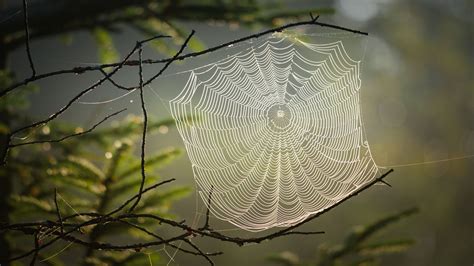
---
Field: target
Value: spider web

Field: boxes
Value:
[157,31,379,231]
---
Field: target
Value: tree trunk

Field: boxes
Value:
[0,37,12,265]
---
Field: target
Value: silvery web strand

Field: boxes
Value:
[169,35,379,231]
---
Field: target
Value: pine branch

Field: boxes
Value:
[8,109,126,148]
[0,13,396,266]
[0,169,394,265]
[0,16,366,98]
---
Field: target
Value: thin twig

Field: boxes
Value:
[129,30,195,212]
[280,231,325,236]
[118,219,221,259]
[142,30,195,86]
[98,34,171,92]
[22,0,36,77]
[99,69,135,91]
[183,239,215,266]
[8,109,126,148]
[2,170,393,264]
[248,169,395,243]
[139,34,172,45]
[0,17,388,266]
[200,185,214,231]
[53,188,64,234]
[379,179,392,187]
[0,17,366,98]
[108,178,176,217]
[119,170,394,247]
[29,231,39,265]
[9,43,141,136]
[128,41,147,212]
[0,35,165,164]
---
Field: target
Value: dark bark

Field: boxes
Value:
[0,30,11,265]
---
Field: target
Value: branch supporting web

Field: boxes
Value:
[165,32,379,231]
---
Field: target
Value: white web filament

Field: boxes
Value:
[168,34,379,231]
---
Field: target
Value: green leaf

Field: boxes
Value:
[47,174,105,195]
[166,21,206,52]
[266,251,300,266]
[84,256,109,266]
[119,251,161,266]
[92,27,119,66]
[108,175,160,202]
[135,186,190,213]
[93,250,127,265]
[117,148,182,179]
[132,19,177,56]
[105,141,132,181]
[64,156,105,180]
[357,239,415,256]
[349,257,377,266]
[344,208,419,250]
[55,195,97,214]
[316,208,418,266]
[82,116,180,147]
[9,195,52,213]
[0,70,38,111]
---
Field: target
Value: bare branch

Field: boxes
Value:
[0,18,366,98]
[252,169,395,242]
[142,30,195,86]
[1,170,393,264]
[29,231,39,266]
[128,41,148,213]
[0,16,393,266]
[99,69,135,91]
[22,0,36,77]
[280,231,325,236]
[199,185,214,231]
[9,44,139,137]
[109,178,176,216]
[8,109,126,148]
[117,219,221,258]
[53,188,64,234]
[183,239,215,266]
[129,30,195,212]
[0,34,167,165]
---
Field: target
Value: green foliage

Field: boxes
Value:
[1,2,337,264]
[5,114,189,265]
[0,70,38,113]
[267,251,301,266]
[92,27,120,66]
[69,1,333,60]
[126,2,333,57]
[267,208,419,266]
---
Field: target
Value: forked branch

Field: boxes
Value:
[0,12,386,266]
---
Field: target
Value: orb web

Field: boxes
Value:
[168,33,379,231]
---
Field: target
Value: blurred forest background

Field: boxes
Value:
[1,0,473,265]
